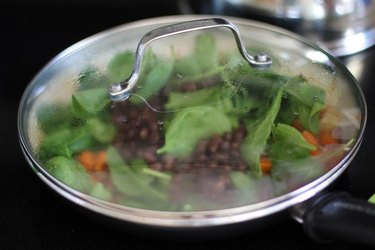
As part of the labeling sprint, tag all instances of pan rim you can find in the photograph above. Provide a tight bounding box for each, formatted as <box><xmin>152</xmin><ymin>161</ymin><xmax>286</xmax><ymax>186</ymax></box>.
<box><xmin>17</xmin><ymin>14</ymin><xmax>367</xmax><ymax>228</ymax></box>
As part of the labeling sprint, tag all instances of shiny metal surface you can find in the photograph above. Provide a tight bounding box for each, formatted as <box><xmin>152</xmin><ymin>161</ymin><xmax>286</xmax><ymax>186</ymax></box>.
<box><xmin>178</xmin><ymin>0</ymin><xmax>375</xmax><ymax>56</ymax></box>
<box><xmin>18</xmin><ymin>15</ymin><xmax>367</xmax><ymax>228</ymax></box>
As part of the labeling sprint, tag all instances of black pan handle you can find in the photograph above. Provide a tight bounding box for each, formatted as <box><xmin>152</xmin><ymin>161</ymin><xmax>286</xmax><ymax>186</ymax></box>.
<box><xmin>302</xmin><ymin>192</ymin><xmax>375</xmax><ymax>246</ymax></box>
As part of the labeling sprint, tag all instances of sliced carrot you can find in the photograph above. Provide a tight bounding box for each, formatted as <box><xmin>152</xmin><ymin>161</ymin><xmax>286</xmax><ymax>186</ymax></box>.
<box><xmin>78</xmin><ymin>150</ymin><xmax>95</xmax><ymax>171</ymax></box>
<box><xmin>319</xmin><ymin>130</ymin><xmax>338</xmax><ymax>146</ymax></box>
<box><xmin>260</xmin><ymin>156</ymin><xmax>272</xmax><ymax>174</ymax></box>
<box><xmin>78</xmin><ymin>150</ymin><xmax>107</xmax><ymax>172</ymax></box>
<box><xmin>302</xmin><ymin>130</ymin><xmax>320</xmax><ymax>156</ymax></box>
<box><xmin>93</xmin><ymin>150</ymin><xmax>107</xmax><ymax>172</ymax></box>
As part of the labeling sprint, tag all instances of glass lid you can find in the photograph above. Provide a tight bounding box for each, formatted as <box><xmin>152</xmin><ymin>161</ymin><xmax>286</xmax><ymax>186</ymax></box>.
<box><xmin>19</xmin><ymin>16</ymin><xmax>366</xmax><ymax>213</ymax></box>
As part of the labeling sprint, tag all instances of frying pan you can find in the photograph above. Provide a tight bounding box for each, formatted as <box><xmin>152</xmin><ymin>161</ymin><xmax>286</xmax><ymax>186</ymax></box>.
<box><xmin>18</xmin><ymin>15</ymin><xmax>375</xmax><ymax>246</ymax></box>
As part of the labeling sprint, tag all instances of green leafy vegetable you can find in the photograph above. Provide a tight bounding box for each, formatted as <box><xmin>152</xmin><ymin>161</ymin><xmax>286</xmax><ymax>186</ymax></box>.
<box><xmin>39</xmin><ymin>129</ymin><xmax>73</xmax><ymax>160</ymax></box>
<box><xmin>272</xmin><ymin>123</ymin><xmax>316</xmax><ymax>150</ymax></box>
<box><xmin>369</xmin><ymin>194</ymin><xmax>375</xmax><ymax>204</ymax></box>
<box><xmin>271</xmin><ymin>140</ymin><xmax>353</xmax><ymax>194</ymax></box>
<box><xmin>225</xmin><ymin>64</ymin><xmax>326</xmax><ymax>132</ymax></box>
<box><xmin>132</xmin><ymin>58</ymin><xmax>174</xmax><ymax>103</ymax></box>
<box><xmin>173</xmin><ymin>33</ymin><xmax>220</xmax><ymax>82</ymax></box>
<box><xmin>45</xmin><ymin>156</ymin><xmax>92</xmax><ymax>192</ymax></box>
<box><xmin>157</xmin><ymin>106</ymin><xmax>233</xmax><ymax>157</ymax></box>
<box><xmin>36</xmin><ymin>104</ymin><xmax>74</xmax><ymax>133</ymax></box>
<box><xmin>38</xmin><ymin>118</ymin><xmax>115</xmax><ymax>162</ymax></box>
<box><xmin>107</xmin><ymin>51</ymin><xmax>134</xmax><ymax>83</ymax></box>
<box><xmin>164</xmin><ymin>88</ymin><xmax>219</xmax><ymax>110</ymax></box>
<box><xmin>77</xmin><ymin>66</ymin><xmax>111</xmax><ymax>90</ymax></box>
<box><xmin>230</xmin><ymin>171</ymin><xmax>252</xmax><ymax>190</ymax></box>
<box><xmin>194</xmin><ymin>34</ymin><xmax>219</xmax><ymax>72</ymax></box>
<box><xmin>72</xmin><ymin>88</ymin><xmax>110</xmax><ymax>119</ymax></box>
<box><xmin>107</xmin><ymin>147</ymin><xmax>168</xmax><ymax>202</ymax></box>
<box><xmin>283</xmin><ymin>76</ymin><xmax>325</xmax><ymax>133</ymax></box>
<box><xmin>86</xmin><ymin>117</ymin><xmax>116</xmax><ymax>144</ymax></box>
<box><xmin>174</xmin><ymin>56</ymin><xmax>201</xmax><ymax>77</ymax></box>
<box><xmin>164</xmin><ymin>87</ymin><xmax>235</xmax><ymax>113</ymax></box>
<box><xmin>67</xmin><ymin>127</ymin><xmax>97</xmax><ymax>154</ymax></box>
<box><xmin>269</xmin><ymin>123</ymin><xmax>316</xmax><ymax>162</ymax></box>
<box><xmin>90</xmin><ymin>183</ymin><xmax>112</xmax><ymax>201</ymax></box>
<box><xmin>241</xmin><ymin>88</ymin><xmax>283</xmax><ymax>177</ymax></box>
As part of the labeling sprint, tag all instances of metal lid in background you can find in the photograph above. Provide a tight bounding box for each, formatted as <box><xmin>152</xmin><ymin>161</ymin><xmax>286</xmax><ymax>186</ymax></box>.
<box><xmin>178</xmin><ymin>0</ymin><xmax>375</xmax><ymax>57</ymax></box>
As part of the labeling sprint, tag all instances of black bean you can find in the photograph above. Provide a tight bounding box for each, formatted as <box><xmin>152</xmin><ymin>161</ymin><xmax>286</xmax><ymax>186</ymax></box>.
<box><xmin>143</xmin><ymin>150</ymin><xmax>157</xmax><ymax>163</ymax></box>
<box><xmin>111</xmin><ymin>95</ymin><xmax>252</xmax><ymax>200</ymax></box>
<box><xmin>139</xmin><ymin>127</ymin><xmax>148</xmax><ymax>140</ymax></box>
<box><xmin>220</xmin><ymin>141</ymin><xmax>230</xmax><ymax>151</ymax></box>
<box><xmin>208</xmin><ymin>134</ymin><xmax>221</xmax><ymax>153</ymax></box>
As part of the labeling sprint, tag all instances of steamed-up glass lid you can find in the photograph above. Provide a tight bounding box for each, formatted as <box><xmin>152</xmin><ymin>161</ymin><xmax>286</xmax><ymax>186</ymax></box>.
<box><xmin>19</xmin><ymin>17</ymin><xmax>365</xmax><ymax>212</ymax></box>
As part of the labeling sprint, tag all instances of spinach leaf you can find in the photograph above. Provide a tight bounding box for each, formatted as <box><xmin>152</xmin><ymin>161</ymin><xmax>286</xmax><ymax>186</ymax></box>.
<box><xmin>173</xmin><ymin>33</ymin><xmax>219</xmax><ymax>82</ymax></box>
<box><xmin>283</xmin><ymin>76</ymin><xmax>325</xmax><ymax>133</ymax></box>
<box><xmin>106</xmin><ymin>147</ymin><xmax>168</xmax><ymax>201</ymax></box>
<box><xmin>284</xmin><ymin>76</ymin><xmax>325</xmax><ymax>108</ymax></box>
<box><xmin>272</xmin><ymin>123</ymin><xmax>316</xmax><ymax>151</ymax></box>
<box><xmin>298</xmin><ymin>100</ymin><xmax>325</xmax><ymax>134</ymax></box>
<box><xmin>45</xmin><ymin>156</ymin><xmax>92</xmax><ymax>192</ymax></box>
<box><xmin>271</xmin><ymin>158</ymin><xmax>325</xmax><ymax>194</ymax></box>
<box><xmin>230</xmin><ymin>171</ymin><xmax>252</xmax><ymax>190</ymax></box>
<box><xmin>174</xmin><ymin>56</ymin><xmax>201</xmax><ymax>77</ymax></box>
<box><xmin>271</xmin><ymin>140</ymin><xmax>353</xmax><ymax>193</ymax></box>
<box><xmin>269</xmin><ymin>123</ymin><xmax>315</xmax><ymax>162</ymax></box>
<box><xmin>72</xmin><ymin>88</ymin><xmax>111</xmax><ymax>119</ymax></box>
<box><xmin>36</xmin><ymin>104</ymin><xmax>74</xmax><ymax>133</ymax></box>
<box><xmin>107</xmin><ymin>51</ymin><xmax>134</xmax><ymax>83</ymax></box>
<box><xmin>90</xmin><ymin>183</ymin><xmax>112</xmax><ymax>201</ymax></box>
<box><xmin>132</xmin><ymin>58</ymin><xmax>174</xmax><ymax>103</ymax></box>
<box><xmin>108</xmin><ymin>49</ymin><xmax>173</xmax><ymax>104</ymax></box>
<box><xmin>194</xmin><ymin>33</ymin><xmax>218</xmax><ymax>73</ymax></box>
<box><xmin>67</xmin><ymin>127</ymin><xmax>97</xmax><ymax>153</ymax></box>
<box><xmin>369</xmin><ymin>194</ymin><xmax>375</xmax><ymax>204</ymax></box>
<box><xmin>164</xmin><ymin>88</ymin><xmax>219</xmax><ymax>110</ymax></box>
<box><xmin>39</xmin><ymin>129</ymin><xmax>73</xmax><ymax>161</ymax></box>
<box><xmin>164</xmin><ymin>87</ymin><xmax>234</xmax><ymax>113</ymax></box>
<box><xmin>77</xmin><ymin>66</ymin><xmax>111</xmax><ymax>90</ymax></box>
<box><xmin>157</xmin><ymin>106</ymin><xmax>233</xmax><ymax>157</ymax></box>
<box><xmin>86</xmin><ymin>117</ymin><xmax>116</xmax><ymax>144</ymax></box>
<box><xmin>107</xmin><ymin>49</ymin><xmax>160</xmax><ymax>83</ymax></box>
<box><xmin>232</xmin><ymin>64</ymin><xmax>326</xmax><ymax>133</ymax></box>
<box><xmin>38</xmin><ymin>127</ymin><xmax>96</xmax><ymax>162</ymax></box>
<box><xmin>241</xmin><ymin>88</ymin><xmax>283</xmax><ymax>177</ymax></box>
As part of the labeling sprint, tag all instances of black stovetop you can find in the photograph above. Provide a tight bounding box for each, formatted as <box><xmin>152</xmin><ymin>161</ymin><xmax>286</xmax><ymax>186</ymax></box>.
<box><xmin>1</xmin><ymin>2</ymin><xmax>375</xmax><ymax>249</ymax></box>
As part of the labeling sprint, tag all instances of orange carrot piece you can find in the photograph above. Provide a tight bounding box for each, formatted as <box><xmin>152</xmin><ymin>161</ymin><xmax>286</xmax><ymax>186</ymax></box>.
<box><xmin>93</xmin><ymin>150</ymin><xmax>107</xmax><ymax>172</ymax></box>
<box><xmin>302</xmin><ymin>130</ymin><xmax>320</xmax><ymax>156</ymax></box>
<box><xmin>78</xmin><ymin>150</ymin><xmax>95</xmax><ymax>171</ymax></box>
<box><xmin>260</xmin><ymin>156</ymin><xmax>272</xmax><ymax>174</ymax></box>
<box><xmin>78</xmin><ymin>150</ymin><xmax>107</xmax><ymax>172</ymax></box>
<box><xmin>319</xmin><ymin>130</ymin><xmax>338</xmax><ymax>146</ymax></box>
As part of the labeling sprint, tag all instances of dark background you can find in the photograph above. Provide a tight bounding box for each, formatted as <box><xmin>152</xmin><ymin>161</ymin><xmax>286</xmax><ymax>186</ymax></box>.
<box><xmin>1</xmin><ymin>1</ymin><xmax>375</xmax><ymax>249</ymax></box>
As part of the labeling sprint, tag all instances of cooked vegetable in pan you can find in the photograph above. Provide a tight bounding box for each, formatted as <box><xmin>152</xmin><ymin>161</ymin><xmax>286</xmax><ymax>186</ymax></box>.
<box><xmin>34</xmin><ymin>33</ymin><xmax>358</xmax><ymax>211</ymax></box>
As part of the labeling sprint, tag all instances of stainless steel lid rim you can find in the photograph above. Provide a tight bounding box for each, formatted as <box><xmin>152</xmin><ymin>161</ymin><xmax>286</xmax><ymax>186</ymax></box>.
<box><xmin>17</xmin><ymin>15</ymin><xmax>368</xmax><ymax>227</ymax></box>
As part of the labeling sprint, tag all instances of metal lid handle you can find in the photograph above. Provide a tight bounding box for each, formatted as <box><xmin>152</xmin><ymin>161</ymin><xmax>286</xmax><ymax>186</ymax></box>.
<box><xmin>108</xmin><ymin>18</ymin><xmax>272</xmax><ymax>102</ymax></box>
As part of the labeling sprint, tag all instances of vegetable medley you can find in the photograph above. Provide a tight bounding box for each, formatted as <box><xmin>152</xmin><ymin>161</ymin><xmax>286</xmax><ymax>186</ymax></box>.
<box><xmin>35</xmin><ymin>33</ymin><xmax>355</xmax><ymax>211</ymax></box>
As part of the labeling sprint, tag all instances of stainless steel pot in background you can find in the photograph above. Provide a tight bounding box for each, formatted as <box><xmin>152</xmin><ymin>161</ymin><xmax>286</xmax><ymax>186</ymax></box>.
<box><xmin>178</xmin><ymin>0</ymin><xmax>375</xmax><ymax>57</ymax></box>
